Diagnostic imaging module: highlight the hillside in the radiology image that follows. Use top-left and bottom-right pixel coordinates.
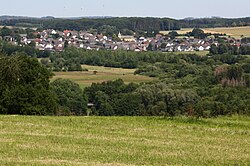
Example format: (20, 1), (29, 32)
(0, 116), (249, 165)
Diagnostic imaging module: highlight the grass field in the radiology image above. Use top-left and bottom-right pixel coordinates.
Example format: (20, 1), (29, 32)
(53, 65), (155, 88)
(0, 116), (249, 165)
(160, 26), (250, 39)
(164, 51), (209, 56)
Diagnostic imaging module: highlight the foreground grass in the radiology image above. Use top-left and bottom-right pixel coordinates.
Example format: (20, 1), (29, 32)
(53, 65), (155, 88)
(0, 116), (249, 165)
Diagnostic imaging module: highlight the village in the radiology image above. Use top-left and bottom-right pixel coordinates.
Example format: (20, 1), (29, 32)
(1, 28), (244, 53)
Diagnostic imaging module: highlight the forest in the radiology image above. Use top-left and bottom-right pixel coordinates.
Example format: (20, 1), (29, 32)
(1, 17), (250, 34)
(0, 39), (249, 117)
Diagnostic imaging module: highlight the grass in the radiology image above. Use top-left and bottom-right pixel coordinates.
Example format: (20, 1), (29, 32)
(52, 65), (156, 88)
(0, 115), (249, 165)
(160, 26), (250, 39)
(163, 51), (209, 56)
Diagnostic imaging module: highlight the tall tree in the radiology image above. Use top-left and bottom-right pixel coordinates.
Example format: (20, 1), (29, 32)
(51, 79), (88, 115)
(0, 54), (58, 115)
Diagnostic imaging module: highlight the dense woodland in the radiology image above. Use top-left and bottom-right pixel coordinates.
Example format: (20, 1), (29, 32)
(0, 38), (249, 117)
(1, 17), (250, 34)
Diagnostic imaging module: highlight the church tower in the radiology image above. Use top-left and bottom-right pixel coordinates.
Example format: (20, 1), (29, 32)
(118, 32), (122, 39)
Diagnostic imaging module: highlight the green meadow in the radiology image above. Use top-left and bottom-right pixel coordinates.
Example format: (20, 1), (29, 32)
(0, 116), (249, 165)
(53, 65), (156, 88)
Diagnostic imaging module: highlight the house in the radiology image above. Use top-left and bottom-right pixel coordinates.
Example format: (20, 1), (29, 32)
(197, 46), (205, 51)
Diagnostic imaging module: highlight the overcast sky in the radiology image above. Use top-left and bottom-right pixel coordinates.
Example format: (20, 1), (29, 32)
(1, 0), (250, 19)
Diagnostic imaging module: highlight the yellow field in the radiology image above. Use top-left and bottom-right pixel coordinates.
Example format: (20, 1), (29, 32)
(204, 26), (250, 38)
(160, 26), (250, 38)
(160, 29), (193, 35)
(53, 65), (155, 88)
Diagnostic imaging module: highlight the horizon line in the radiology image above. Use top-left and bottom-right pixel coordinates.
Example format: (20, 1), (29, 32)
(1, 14), (250, 20)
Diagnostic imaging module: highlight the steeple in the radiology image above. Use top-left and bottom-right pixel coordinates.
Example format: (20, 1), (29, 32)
(118, 32), (122, 39)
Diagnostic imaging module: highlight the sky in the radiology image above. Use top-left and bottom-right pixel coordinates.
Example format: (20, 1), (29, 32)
(1, 0), (250, 19)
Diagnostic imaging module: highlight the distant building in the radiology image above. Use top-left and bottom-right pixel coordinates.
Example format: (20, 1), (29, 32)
(118, 32), (136, 42)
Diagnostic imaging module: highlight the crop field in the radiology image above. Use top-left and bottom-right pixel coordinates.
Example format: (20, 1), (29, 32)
(160, 28), (193, 35)
(203, 26), (250, 38)
(53, 65), (155, 88)
(0, 116), (249, 165)
(160, 26), (250, 38)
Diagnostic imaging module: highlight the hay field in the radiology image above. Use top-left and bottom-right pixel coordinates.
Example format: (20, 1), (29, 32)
(0, 116), (249, 165)
(161, 26), (250, 39)
(204, 26), (250, 38)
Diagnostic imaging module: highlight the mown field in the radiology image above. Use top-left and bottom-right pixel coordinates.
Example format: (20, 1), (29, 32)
(0, 116), (249, 165)
(53, 65), (155, 88)
(160, 26), (250, 38)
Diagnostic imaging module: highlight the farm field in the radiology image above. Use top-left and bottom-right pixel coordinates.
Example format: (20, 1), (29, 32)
(160, 26), (250, 38)
(0, 116), (249, 165)
(53, 65), (155, 88)
(203, 26), (250, 38)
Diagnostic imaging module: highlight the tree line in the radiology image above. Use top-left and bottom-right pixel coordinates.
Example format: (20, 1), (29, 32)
(210, 43), (250, 55)
(1, 17), (250, 34)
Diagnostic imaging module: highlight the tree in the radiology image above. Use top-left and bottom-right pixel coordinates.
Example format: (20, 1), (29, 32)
(28, 41), (36, 48)
(160, 43), (167, 49)
(64, 40), (69, 48)
(168, 31), (178, 39)
(241, 37), (250, 44)
(218, 44), (228, 54)
(0, 27), (12, 37)
(232, 45), (239, 55)
(0, 54), (58, 115)
(189, 28), (207, 39)
(226, 65), (243, 80)
(147, 43), (153, 51)
(111, 93), (141, 116)
(93, 91), (114, 116)
(51, 78), (87, 115)
(209, 44), (218, 54)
